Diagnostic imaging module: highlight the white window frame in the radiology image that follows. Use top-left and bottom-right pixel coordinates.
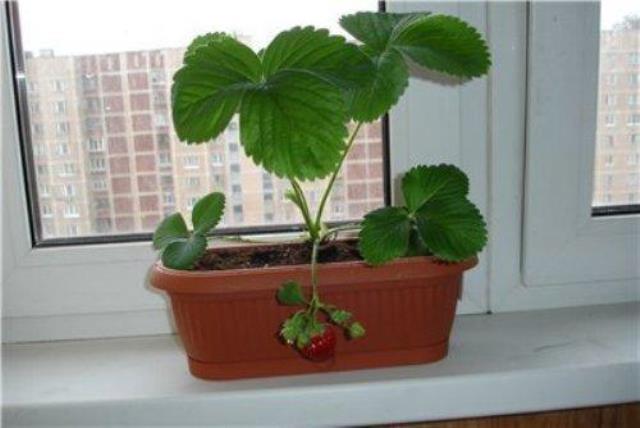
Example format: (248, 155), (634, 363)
(1, 1), (488, 342)
(7, 2), (636, 343)
(489, 2), (639, 311)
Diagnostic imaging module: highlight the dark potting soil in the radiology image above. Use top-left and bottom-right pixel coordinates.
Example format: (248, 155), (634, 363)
(195, 239), (363, 271)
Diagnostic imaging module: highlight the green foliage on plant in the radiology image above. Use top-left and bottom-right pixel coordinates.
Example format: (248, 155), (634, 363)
(359, 164), (487, 265)
(155, 11), (491, 356)
(339, 12), (491, 121)
(153, 192), (225, 270)
(277, 280), (364, 349)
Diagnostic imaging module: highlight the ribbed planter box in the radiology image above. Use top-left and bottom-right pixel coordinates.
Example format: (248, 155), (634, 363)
(150, 248), (477, 380)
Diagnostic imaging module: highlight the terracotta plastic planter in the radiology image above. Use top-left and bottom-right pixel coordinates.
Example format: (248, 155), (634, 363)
(150, 247), (477, 380)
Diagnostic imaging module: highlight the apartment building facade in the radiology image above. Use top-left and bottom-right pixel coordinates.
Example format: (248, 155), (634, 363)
(593, 18), (640, 206)
(25, 46), (384, 239)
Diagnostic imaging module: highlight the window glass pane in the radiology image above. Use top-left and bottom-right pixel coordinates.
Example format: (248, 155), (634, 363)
(593, 3), (640, 209)
(17, 0), (385, 240)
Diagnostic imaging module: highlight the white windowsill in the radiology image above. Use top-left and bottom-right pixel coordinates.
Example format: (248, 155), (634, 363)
(3, 303), (639, 426)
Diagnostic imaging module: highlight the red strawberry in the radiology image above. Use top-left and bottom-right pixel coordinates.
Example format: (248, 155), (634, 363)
(300, 326), (337, 362)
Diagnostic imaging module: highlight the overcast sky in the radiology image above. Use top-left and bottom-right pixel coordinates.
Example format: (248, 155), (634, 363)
(18, 0), (639, 56)
(19, 0), (376, 55)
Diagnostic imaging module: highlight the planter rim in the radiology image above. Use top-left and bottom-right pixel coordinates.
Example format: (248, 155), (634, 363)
(150, 249), (478, 294)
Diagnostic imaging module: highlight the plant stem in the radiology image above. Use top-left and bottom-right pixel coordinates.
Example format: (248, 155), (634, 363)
(322, 223), (362, 243)
(290, 179), (317, 240)
(313, 122), (363, 229)
(309, 237), (321, 317)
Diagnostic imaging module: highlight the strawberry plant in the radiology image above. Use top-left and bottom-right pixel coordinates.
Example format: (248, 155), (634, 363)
(156, 11), (490, 360)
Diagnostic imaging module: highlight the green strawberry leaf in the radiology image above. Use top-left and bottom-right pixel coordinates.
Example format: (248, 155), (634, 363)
(261, 26), (374, 89)
(405, 226), (432, 257)
(339, 12), (489, 121)
(339, 12), (417, 53)
(191, 192), (225, 236)
(344, 48), (409, 122)
(183, 32), (226, 60)
(277, 281), (307, 306)
(152, 213), (189, 250)
(281, 311), (307, 344)
(402, 164), (469, 213)
(171, 34), (261, 143)
(349, 322), (366, 339)
(240, 71), (348, 179)
(174, 30), (358, 180)
(161, 235), (207, 270)
(328, 309), (352, 325)
(359, 206), (412, 265)
(415, 197), (487, 262)
(391, 14), (491, 79)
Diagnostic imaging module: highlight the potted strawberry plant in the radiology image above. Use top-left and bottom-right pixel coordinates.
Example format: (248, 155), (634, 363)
(150, 11), (490, 379)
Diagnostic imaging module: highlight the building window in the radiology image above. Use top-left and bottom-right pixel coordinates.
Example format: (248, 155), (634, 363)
(63, 203), (80, 218)
(66, 224), (79, 236)
(629, 53), (640, 65)
(40, 183), (51, 196)
(92, 179), (107, 190)
(604, 154), (615, 167)
(233, 204), (243, 222)
(90, 158), (106, 172)
(628, 153), (639, 166)
(94, 198), (110, 210)
(56, 122), (69, 136)
(54, 143), (69, 156)
(150, 70), (165, 83)
(62, 184), (76, 197)
(231, 184), (242, 196)
(85, 97), (100, 111)
(604, 94), (616, 106)
(630, 73), (639, 86)
(187, 197), (198, 210)
(264, 212), (274, 222)
(211, 153), (223, 167)
(604, 174), (614, 189)
(605, 114), (616, 127)
(603, 135), (614, 147)
(53, 100), (67, 114)
(31, 123), (44, 137)
(41, 204), (53, 217)
(87, 138), (104, 151)
(154, 114), (168, 127)
(627, 114), (640, 126)
(52, 80), (65, 92)
(158, 152), (171, 166)
(604, 74), (617, 86)
(59, 163), (76, 176)
(628, 95), (639, 106)
(162, 193), (175, 205)
(185, 177), (200, 188)
(183, 156), (199, 169)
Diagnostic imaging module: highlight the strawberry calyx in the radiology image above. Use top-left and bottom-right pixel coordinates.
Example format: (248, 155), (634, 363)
(277, 281), (365, 360)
